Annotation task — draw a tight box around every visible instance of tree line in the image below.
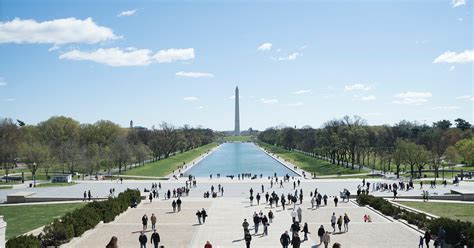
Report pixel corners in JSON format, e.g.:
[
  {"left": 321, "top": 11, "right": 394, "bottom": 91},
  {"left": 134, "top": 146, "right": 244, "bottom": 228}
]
[
  {"left": 258, "top": 116, "right": 474, "bottom": 178},
  {"left": 0, "top": 116, "right": 215, "bottom": 183}
]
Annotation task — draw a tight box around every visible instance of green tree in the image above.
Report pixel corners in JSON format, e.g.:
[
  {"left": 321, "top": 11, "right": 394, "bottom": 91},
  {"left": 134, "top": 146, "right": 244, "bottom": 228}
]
[{"left": 455, "top": 138, "right": 474, "bottom": 165}]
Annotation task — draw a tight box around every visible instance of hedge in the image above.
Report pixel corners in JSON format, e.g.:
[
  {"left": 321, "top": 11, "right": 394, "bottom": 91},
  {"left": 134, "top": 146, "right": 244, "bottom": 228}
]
[
  {"left": 6, "top": 189, "right": 140, "bottom": 248},
  {"left": 357, "top": 194, "right": 474, "bottom": 247}
]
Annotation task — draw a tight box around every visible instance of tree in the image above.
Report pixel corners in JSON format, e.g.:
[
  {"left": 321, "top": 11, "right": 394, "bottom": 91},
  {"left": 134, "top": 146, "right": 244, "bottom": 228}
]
[
  {"left": 21, "top": 142, "right": 50, "bottom": 186},
  {"left": 110, "top": 134, "right": 131, "bottom": 173},
  {"left": 433, "top": 120, "right": 452, "bottom": 129},
  {"left": 455, "top": 138, "right": 474, "bottom": 165},
  {"left": 454, "top": 118, "right": 472, "bottom": 131},
  {"left": 0, "top": 119, "right": 22, "bottom": 182}
]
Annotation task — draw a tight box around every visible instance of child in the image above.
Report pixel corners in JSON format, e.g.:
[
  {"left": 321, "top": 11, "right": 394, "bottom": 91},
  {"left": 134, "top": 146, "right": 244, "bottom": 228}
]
[{"left": 419, "top": 235, "right": 424, "bottom": 248}]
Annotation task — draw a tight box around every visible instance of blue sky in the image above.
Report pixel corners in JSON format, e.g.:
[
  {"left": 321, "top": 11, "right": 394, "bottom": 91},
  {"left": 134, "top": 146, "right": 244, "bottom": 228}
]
[{"left": 0, "top": 0, "right": 472, "bottom": 130}]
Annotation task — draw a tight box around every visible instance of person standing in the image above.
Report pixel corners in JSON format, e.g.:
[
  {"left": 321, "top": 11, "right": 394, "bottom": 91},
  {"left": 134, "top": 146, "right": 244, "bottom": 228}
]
[
  {"left": 177, "top": 197, "right": 182, "bottom": 211},
  {"left": 204, "top": 241, "right": 213, "bottom": 248},
  {"left": 317, "top": 225, "right": 325, "bottom": 244},
  {"left": 291, "top": 233, "right": 301, "bottom": 248},
  {"left": 334, "top": 196, "right": 338, "bottom": 207},
  {"left": 291, "top": 210, "right": 297, "bottom": 223},
  {"left": 149, "top": 193, "right": 153, "bottom": 203},
  {"left": 343, "top": 213, "right": 350, "bottom": 232},
  {"left": 139, "top": 231, "right": 147, "bottom": 248},
  {"left": 330, "top": 213, "right": 336, "bottom": 233},
  {"left": 262, "top": 215, "right": 269, "bottom": 236},
  {"left": 142, "top": 214, "right": 148, "bottom": 230},
  {"left": 253, "top": 212, "right": 260, "bottom": 234},
  {"left": 244, "top": 230, "right": 252, "bottom": 248},
  {"left": 268, "top": 210, "right": 274, "bottom": 223},
  {"left": 250, "top": 195, "right": 254, "bottom": 206},
  {"left": 256, "top": 193, "right": 261, "bottom": 205},
  {"left": 150, "top": 213, "right": 157, "bottom": 230},
  {"left": 106, "top": 236, "right": 118, "bottom": 248},
  {"left": 280, "top": 231, "right": 291, "bottom": 248},
  {"left": 201, "top": 208, "right": 208, "bottom": 223},
  {"left": 242, "top": 219, "right": 250, "bottom": 237},
  {"left": 322, "top": 231, "right": 331, "bottom": 248},
  {"left": 301, "top": 222, "right": 309, "bottom": 241},
  {"left": 83, "top": 191, "right": 87, "bottom": 201},
  {"left": 196, "top": 210, "right": 202, "bottom": 224},
  {"left": 88, "top": 190, "right": 91, "bottom": 201},
  {"left": 150, "top": 229, "right": 160, "bottom": 248},
  {"left": 172, "top": 200, "right": 177, "bottom": 212}
]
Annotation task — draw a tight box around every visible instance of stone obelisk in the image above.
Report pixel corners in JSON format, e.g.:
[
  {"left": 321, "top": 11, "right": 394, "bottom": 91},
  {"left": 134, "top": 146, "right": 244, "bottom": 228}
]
[{"left": 234, "top": 86, "right": 240, "bottom": 136}]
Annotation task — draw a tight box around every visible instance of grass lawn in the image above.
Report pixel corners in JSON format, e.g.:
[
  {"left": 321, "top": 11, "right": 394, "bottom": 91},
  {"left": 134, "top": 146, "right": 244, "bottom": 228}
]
[
  {"left": 0, "top": 202, "right": 86, "bottom": 240},
  {"left": 395, "top": 201, "right": 474, "bottom": 223},
  {"left": 122, "top": 142, "right": 218, "bottom": 177},
  {"left": 258, "top": 142, "right": 369, "bottom": 176},
  {"left": 223, "top": 135, "right": 254, "bottom": 142},
  {"left": 0, "top": 185, "right": 13, "bottom": 190},
  {"left": 35, "top": 182, "right": 77, "bottom": 188}
]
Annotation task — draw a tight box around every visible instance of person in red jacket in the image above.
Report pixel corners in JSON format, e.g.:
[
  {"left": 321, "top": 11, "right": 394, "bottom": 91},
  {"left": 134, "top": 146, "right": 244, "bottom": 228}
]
[{"left": 204, "top": 241, "right": 213, "bottom": 248}]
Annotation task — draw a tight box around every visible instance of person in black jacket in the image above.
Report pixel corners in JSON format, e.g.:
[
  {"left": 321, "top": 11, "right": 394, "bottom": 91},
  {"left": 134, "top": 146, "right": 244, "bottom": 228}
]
[
  {"left": 139, "top": 231, "right": 147, "bottom": 248},
  {"left": 291, "top": 233, "right": 301, "bottom": 248},
  {"left": 151, "top": 229, "right": 160, "bottom": 248},
  {"left": 201, "top": 208, "right": 208, "bottom": 223},
  {"left": 244, "top": 230, "right": 252, "bottom": 248},
  {"left": 280, "top": 231, "right": 291, "bottom": 248},
  {"left": 317, "top": 225, "right": 325, "bottom": 244}
]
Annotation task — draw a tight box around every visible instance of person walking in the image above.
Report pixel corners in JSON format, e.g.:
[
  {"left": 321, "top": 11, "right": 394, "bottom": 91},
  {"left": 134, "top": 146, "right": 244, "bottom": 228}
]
[
  {"left": 291, "top": 210, "right": 297, "bottom": 223},
  {"left": 83, "top": 191, "right": 87, "bottom": 201},
  {"left": 172, "top": 200, "right": 177, "bottom": 212},
  {"left": 88, "top": 190, "right": 91, "bottom": 201},
  {"left": 244, "top": 230, "right": 252, "bottom": 248},
  {"left": 149, "top": 192, "right": 153, "bottom": 203},
  {"left": 424, "top": 230, "right": 431, "bottom": 248},
  {"left": 296, "top": 207, "right": 303, "bottom": 223},
  {"left": 150, "top": 229, "right": 160, "bottom": 248},
  {"left": 311, "top": 197, "right": 315, "bottom": 209},
  {"left": 280, "top": 231, "right": 291, "bottom": 248},
  {"left": 253, "top": 212, "right": 261, "bottom": 234},
  {"left": 250, "top": 195, "right": 254, "bottom": 206},
  {"left": 343, "top": 213, "right": 350, "bottom": 232},
  {"left": 290, "top": 221, "right": 301, "bottom": 237},
  {"left": 330, "top": 213, "right": 336, "bottom": 233},
  {"left": 106, "top": 236, "right": 118, "bottom": 248},
  {"left": 317, "top": 225, "right": 325, "bottom": 244},
  {"left": 256, "top": 193, "right": 261, "bottom": 205},
  {"left": 139, "top": 231, "right": 147, "bottom": 248},
  {"left": 322, "top": 231, "right": 331, "bottom": 248},
  {"left": 201, "top": 208, "right": 208, "bottom": 223},
  {"left": 337, "top": 215, "right": 343, "bottom": 233},
  {"left": 196, "top": 210, "right": 202, "bottom": 224},
  {"left": 301, "top": 222, "right": 309, "bottom": 241},
  {"left": 291, "top": 233, "right": 301, "bottom": 248},
  {"left": 334, "top": 196, "right": 338, "bottom": 207},
  {"left": 150, "top": 213, "right": 157, "bottom": 230},
  {"left": 142, "top": 214, "right": 148, "bottom": 230},
  {"left": 177, "top": 197, "right": 182, "bottom": 211}
]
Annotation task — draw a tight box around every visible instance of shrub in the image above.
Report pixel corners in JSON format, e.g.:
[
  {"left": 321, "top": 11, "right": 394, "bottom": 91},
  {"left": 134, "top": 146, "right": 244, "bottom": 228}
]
[
  {"left": 429, "top": 218, "right": 473, "bottom": 246},
  {"left": 6, "top": 235, "right": 40, "bottom": 248}
]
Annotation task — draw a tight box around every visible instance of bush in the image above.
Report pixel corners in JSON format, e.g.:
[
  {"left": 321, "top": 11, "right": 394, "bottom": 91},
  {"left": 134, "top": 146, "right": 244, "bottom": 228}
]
[
  {"left": 429, "top": 218, "right": 473, "bottom": 246},
  {"left": 6, "top": 235, "right": 40, "bottom": 248},
  {"left": 7, "top": 189, "right": 141, "bottom": 247}
]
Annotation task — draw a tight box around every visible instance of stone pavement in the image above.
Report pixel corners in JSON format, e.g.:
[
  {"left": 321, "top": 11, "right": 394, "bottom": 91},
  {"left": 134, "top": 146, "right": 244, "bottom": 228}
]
[{"left": 66, "top": 195, "right": 429, "bottom": 248}]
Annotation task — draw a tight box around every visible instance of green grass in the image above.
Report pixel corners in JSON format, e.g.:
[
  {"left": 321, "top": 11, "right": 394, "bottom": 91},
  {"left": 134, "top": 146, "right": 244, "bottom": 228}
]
[
  {"left": 122, "top": 142, "right": 218, "bottom": 177},
  {"left": 223, "top": 135, "right": 254, "bottom": 142},
  {"left": 395, "top": 201, "right": 474, "bottom": 223},
  {"left": 0, "top": 185, "right": 13, "bottom": 190},
  {"left": 258, "top": 142, "right": 369, "bottom": 176},
  {"left": 35, "top": 182, "right": 77, "bottom": 188},
  {"left": 319, "top": 174, "right": 384, "bottom": 180},
  {"left": 0, "top": 203, "right": 86, "bottom": 239}
]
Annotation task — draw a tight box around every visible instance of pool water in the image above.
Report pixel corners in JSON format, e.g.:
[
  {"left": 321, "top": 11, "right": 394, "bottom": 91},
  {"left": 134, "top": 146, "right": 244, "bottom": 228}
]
[{"left": 184, "top": 142, "right": 299, "bottom": 177}]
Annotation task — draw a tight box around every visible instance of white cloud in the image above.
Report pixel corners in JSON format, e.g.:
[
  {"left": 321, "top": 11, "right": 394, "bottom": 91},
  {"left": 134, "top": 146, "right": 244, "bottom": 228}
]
[
  {"left": 4, "top": 98, "right": 15, "bottom": 102},
  {"left": 278, "top": 52, "right": 299, "bottom": 61},
  {"left": 0, "top": 77, "right": 6, "bottom": 86},
  {"left": 257, "top": 42, "right": 272, "bottom": 51},
  {"left": 456, "top": 95, "right": 474, "bottom": 101},
  {"left": 298, "top": 45, "right": 308, "bottom": 50},
  {"left": 196, "top": 106, "right": 204, "bottom": 110},
  {"left": 361, "top": 95, "right": 376, "bottom": 101},
  {"left": 451, "top": 0, "right": 465, "bottom": 7},
  {"left": 449, "top": 65, "right": 456, "bottom": 71},
  {"left": 59, "top": 48, "right": 152, "bottom": 67},
  {"left": 0, "top": 18, "right": 118, "bottom": 45},
  {"left": 184, "top": 96, "right": 198, "bottom": 101},
  {"left": 153, "top": 48, "right": 194, "bottom": 63},
  {"left": 393, "top": 91, "right": 432, "bottom": 105},
  {"left": 176, "top": 71, "right": 214, "bottom": 78},
  {"left": 432, "top": 106, "right": 461, "bottom": 110},
  {"left": 118, "top": 9, "right": 138, "bottom": 17},
  {"left": 48, "top": 45, "right": 60, "bottom": 52},
  {"left": 292, "top": 89, "right": 312, "bottom": 95},
  {"left": 344, "top": 83, "right": 373, "bottom": 91},
  {"left": 286, "top": 102, "right": 303, "bottom": 107},
  {"left": 458, "top": 18, "right": 463, "bottom": 22},
  {"left": 433, "top": 50, "right": 474, "bottom": 64},
  {"left": 261, "top": 98, "right": 278, "bottom": 104}
]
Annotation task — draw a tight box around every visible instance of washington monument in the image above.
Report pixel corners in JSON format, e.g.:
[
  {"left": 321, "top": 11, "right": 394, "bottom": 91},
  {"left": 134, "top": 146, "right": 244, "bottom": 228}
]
[{"left": 234, "top": 86, "right": 240, "bottom": 136}]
